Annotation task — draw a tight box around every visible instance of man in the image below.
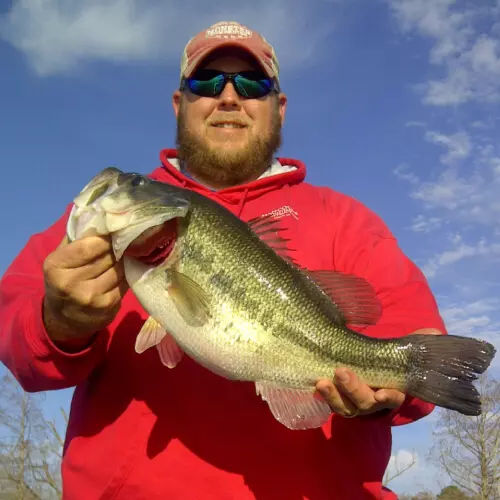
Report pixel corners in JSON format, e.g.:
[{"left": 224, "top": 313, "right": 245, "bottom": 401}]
[{"left": 0, "top": 21, "right": 445, "bottom": 499}]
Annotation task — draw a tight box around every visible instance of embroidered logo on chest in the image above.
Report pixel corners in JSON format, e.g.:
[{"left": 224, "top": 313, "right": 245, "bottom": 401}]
[{"left": 262, "top": 205, "right": 299, "bottom": 221}]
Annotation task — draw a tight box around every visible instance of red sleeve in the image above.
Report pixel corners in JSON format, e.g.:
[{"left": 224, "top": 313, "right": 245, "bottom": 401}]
[
  {"left": 330, "top": 193, "right": 447, "bottom": 426},
  {"left": 0, "top": 206, "right": 108, "bottom": 393}
]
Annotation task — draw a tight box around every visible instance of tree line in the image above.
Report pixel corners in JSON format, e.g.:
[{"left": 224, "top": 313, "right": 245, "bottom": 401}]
[{"left": 1, "top": 371, "right": 498, "bottom": 499}]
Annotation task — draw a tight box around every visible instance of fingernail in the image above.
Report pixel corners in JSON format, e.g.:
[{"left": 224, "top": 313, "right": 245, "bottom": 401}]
[{"left": 336, "top": 370, "right": 349, "bottom": 384}]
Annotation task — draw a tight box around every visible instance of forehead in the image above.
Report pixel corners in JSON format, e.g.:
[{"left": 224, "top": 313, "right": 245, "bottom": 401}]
[{"left": 198, "top": 47, "right": 263, "bottom": 72}]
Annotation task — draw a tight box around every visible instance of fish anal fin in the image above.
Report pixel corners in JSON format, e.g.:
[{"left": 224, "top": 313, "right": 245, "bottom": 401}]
[
  {"left": 305, "top": 270, "right": 382, "bottom": 326},
  {"left": 135, "top": 316, "right": 167, "bottom": 354},
  {"left": 167, "top": 270, "right": 211, "bottom": 327},
  {"left": 156, "top": 333, "right": 184, "bottom": 368},
  {"left": 255, "top": 382, "right": 331, "bottom": 430}
]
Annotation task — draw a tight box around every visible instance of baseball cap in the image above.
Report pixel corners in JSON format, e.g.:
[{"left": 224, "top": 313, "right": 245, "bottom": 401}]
[{"left": 180, "top": 21, "right": 280, "bottom": 83}]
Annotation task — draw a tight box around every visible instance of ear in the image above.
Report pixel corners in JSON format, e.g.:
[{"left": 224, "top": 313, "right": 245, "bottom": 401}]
[
  {"left": 172, "top": 90, "right": 182, "bottom": 118},
  {"left": 278, "top": 93, "right": 287, "bottom": 125}
]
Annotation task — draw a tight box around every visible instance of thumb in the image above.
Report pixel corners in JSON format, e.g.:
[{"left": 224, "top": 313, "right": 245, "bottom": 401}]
[
  {"left": 58, "top": 234, "right": 70, "bottom": 248},
  {"left": 374, "top": 389, "right": 406, "bottom": 408}
]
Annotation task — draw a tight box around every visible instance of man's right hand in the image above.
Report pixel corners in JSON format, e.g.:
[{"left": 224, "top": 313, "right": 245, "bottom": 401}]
[{"left": 42, "top": 235, "right": 129, "bottom": 345}]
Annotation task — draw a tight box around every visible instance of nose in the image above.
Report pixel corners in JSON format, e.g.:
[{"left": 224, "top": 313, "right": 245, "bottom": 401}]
[{"left": 217, "top": 81, "right": 241, "bottom": 109}]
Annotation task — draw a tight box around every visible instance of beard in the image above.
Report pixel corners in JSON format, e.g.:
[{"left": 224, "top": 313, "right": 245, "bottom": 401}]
[{"left": 175, "top": 100, "right": 283, "bottom": 188}]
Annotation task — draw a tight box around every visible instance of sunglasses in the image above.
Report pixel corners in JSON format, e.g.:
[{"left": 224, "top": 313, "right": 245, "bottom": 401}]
[{"left": 180, "top": 69, "right": 280, "bottom": 99}]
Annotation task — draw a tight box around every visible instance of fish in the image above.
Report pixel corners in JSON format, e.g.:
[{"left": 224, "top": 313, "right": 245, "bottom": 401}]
[{"left": 66, "top": 167, "right": 497, "bottom": 430}]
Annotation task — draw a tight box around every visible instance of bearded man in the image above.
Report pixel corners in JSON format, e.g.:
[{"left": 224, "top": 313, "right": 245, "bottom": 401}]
[{"left": 0, "top": 21, "right": 445, "bottom": 500}]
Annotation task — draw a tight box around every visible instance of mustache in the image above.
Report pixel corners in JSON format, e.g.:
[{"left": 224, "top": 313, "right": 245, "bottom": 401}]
[{"left": 207, "top": 116, "right": 251, "bottom": 127}]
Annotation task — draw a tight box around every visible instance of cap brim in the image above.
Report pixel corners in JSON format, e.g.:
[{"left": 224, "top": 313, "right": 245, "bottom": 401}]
[{"left": 183, "top": 41, "right": 275, "bottom": 80}]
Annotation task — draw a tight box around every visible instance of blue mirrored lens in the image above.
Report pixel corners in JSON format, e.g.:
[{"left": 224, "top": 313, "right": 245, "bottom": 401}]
[{"left": 185, "top": 72, "right": 274, "bottom": 98}]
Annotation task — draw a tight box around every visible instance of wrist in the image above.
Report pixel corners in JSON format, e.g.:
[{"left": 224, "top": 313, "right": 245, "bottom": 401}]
[
  {"left": 52, "top": 334, "right": 97, "bottom": 353},
  {"left": 42, "top": 296, "right": 97, "bottom": 351}
]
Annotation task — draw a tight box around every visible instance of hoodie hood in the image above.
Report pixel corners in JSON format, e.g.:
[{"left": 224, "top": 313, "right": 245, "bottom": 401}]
[{"left": 148, "top": 149, "right": 307, "bottom": 216}]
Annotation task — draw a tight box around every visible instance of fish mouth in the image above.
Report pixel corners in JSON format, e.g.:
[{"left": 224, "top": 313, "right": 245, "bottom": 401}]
[
  {"left": 67, "top": 167, "right": 190, "bottom": 262},
  {"left": 139, "top": 237, "right": 176, "bottom": 265},
  {"left": 125, "top": 218, "right": 178, "bottom": 266}
]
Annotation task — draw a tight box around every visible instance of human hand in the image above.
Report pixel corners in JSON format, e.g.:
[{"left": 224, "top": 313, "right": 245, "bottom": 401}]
[
  {"left": 42, "top": 235, "right": 128, "bottom": 344},
  {"left": 315, "top": 368, "right": 405, "bottom": 418},
  {"left": 315, "top": 328, "right": 443, "bottom": 418}
]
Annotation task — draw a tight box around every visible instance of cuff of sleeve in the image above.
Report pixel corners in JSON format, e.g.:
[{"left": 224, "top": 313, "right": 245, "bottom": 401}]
[
  {"left": 357, "top": 395, "right": 435, "bottom": 426},
  {"left": 26, "top": 293, "right": 104, "bottom": 360},
  {"left": 389, "top": 395, "right": 435, "bottom": 426}
]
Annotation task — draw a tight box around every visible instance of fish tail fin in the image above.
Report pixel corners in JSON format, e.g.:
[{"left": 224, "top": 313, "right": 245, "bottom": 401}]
[{"left": 402, "top": 334, "right": 496, "bottom": 416}]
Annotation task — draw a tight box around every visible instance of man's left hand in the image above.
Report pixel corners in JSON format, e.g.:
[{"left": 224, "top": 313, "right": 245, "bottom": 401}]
[
  {"left": 315, "top": 328, "right": 443, "bottom": 418},
  {"left": 316, "top": 368, "right": 405, "bottom": 417}
]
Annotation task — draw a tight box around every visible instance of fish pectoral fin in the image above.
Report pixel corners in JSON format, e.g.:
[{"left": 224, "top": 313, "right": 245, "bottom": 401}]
[
  {"left": 167, "top": 270, "right": 211, "bottom": 327},
  {"left": 255, "top": 382, "right": 331, "bottom": 430},
  {"left": 156, "top": 333, "right": 184, "bottom": 369},
  {"left": 135, "top": 316, "right": 168, "bottom": 353},
  {"left": 304, "top": 270, "right": 382, "bottom": 326}
]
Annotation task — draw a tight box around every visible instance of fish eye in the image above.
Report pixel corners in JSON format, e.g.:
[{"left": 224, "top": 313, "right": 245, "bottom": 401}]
[{"left": 130, "top": 176, "right": 145, "bottom": 187}]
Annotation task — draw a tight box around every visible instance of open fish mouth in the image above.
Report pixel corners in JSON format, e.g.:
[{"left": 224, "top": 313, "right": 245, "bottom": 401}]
[
  {"left": 66, "top": 168, "right": 189, "bottom": 261},
  {"left": 138, "top": 236, "right": 176, "bottom": 265},
  {"left": 125, "top": 221, "right": 178, "bottom": 266},
  {"left": 68, "top": 200, "right": 179, "bottom": 261}
]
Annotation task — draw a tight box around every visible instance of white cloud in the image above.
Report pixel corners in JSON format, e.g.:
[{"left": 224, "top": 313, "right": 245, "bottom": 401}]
[
  {"left": 424, "top": 130, "right": 471, "bottom": 165},
  {"left": 0, "top": 0, "right": 336, "bottom": 76},
  {"left": 470, "top": 120, "right": 491, "bottom": 129},
  {"left": 408, "top": 214, "right": 443, "bottom": 233},
  {"left": 422, "top": 235, "right": 500, "bottom": 278},
  {"left": 406, "top": 120, "right": 427, "bottom": 128},
  {"left": 396, "top": 127, "right": 500, "bottom": 230},
  {"left": 385, "top": 446, "right": 444, "bottom": 496},
  {"left": 386, "top": 449, "right": 418, "bottom": 480},
  {"left": 439, "top": 298, "right": 500, "bottom": 371},
  {"left": 388, "top": 0, "right": 472, "bottom": 62},
  {"left": 387, "top": 0, "right": 500, "bottom": 106},
  {"left": 412, "top": 170, "right": 483, "bottom": 210},
  {"left": 393, "top": 163, "right": 420, "bottom": 184}
]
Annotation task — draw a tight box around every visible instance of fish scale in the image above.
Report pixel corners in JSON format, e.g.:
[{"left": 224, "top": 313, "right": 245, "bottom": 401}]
[
  {"left": 66, "top": 168, "right": 497, "bottom": 430},
  {"left": 178, "top": 197, "right": 381, "bottom": 367}
]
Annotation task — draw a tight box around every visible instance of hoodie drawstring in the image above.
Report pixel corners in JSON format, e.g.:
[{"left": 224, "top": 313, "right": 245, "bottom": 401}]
[{"left": 236, "top": 188, "right": 249, "bottom": 218}]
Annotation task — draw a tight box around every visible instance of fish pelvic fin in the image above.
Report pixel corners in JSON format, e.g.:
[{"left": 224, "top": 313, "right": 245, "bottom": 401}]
[
  {"left": 156, "top": 333, "right": 184, "bottom": 368},
  {"left": 304, "top": 270, "right": 382, "bottom": 326},
  {"left": 135, "top": 316, "right": 184, "bottom": 368},
  {"left": 135, "top": 316, "right": 168, "bottom": 353},
  {"left": 402, "top": 334, "right": 496, "bottom": 416},
  {"left": 256, "top": 382, "right": 331, "bottom": 430}
]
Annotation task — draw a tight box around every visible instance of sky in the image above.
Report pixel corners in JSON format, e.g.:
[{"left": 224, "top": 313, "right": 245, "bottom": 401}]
[{"left": 1, "top": 0, "right": 499, "bottom": 496}]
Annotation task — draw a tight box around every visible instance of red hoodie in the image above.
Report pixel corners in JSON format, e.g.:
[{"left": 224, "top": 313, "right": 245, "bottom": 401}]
[{"left": 0, "top": 149, "right": 446, "bottom": 500}]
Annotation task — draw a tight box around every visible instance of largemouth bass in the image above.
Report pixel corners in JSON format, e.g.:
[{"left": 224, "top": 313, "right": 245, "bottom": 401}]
[{"left": 66, "top": 167, "right": 496, "bottom": 429}]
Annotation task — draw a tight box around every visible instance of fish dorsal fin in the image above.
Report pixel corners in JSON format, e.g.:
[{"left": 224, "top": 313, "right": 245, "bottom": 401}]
[
  {"left": 167, "top": 269, "right": 211, "bottom": 327},
  {"left": 305, "top": 270, "right": 382, "bottom": 326},
  {"left": 247, "top": 214, "right": 298, "bottom": 265},
  {"left": 256, "top": 382, "right": 331, "bottom": 430}
]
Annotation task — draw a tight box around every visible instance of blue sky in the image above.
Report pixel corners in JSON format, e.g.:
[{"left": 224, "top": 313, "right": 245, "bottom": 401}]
[{"left": 1, "top": 0, "right": 499, "bottom": 495}]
